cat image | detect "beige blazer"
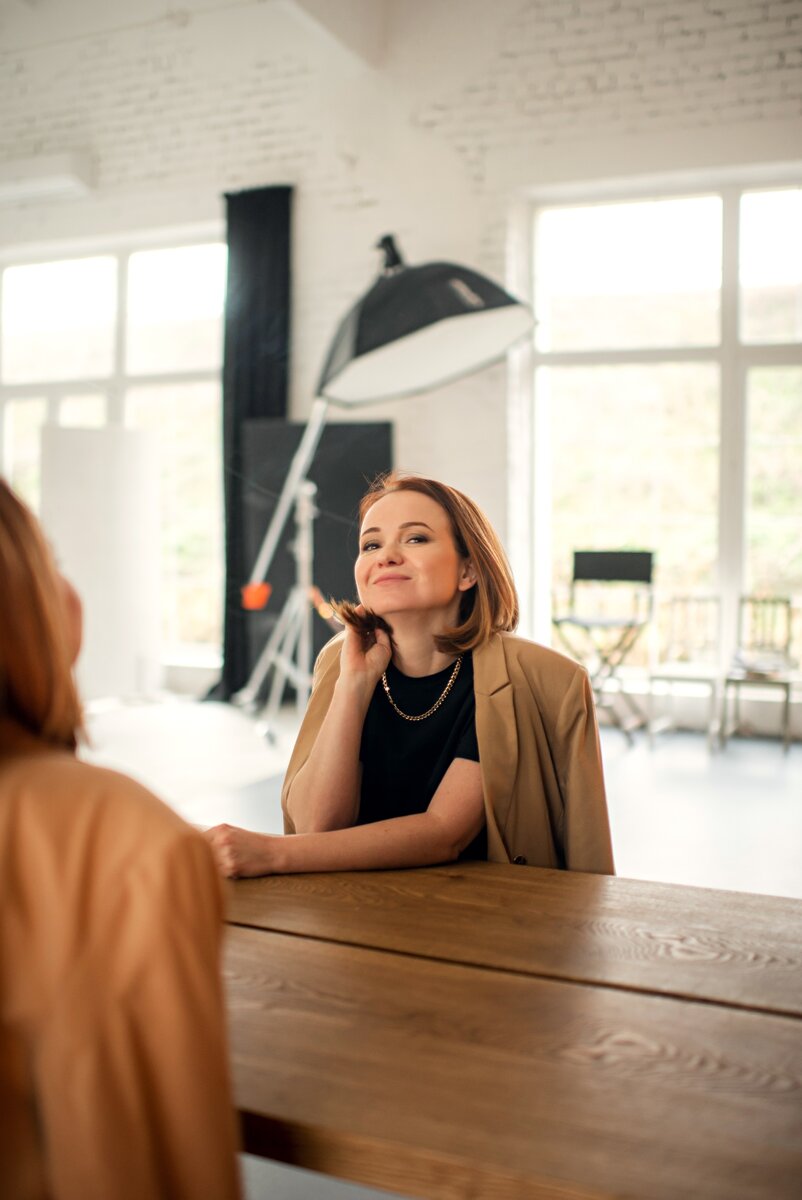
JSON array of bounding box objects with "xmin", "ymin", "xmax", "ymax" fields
[
  {"xmin": 0, "ymin": 721, "xmax": 241, "ymax": 1200},
  {"xmin": 281, "ymin": 632, "xmax": 615, "ymax": 875}
]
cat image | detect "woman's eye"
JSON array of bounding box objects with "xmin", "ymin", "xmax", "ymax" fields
[
  {"xmin": 361, "ymin": 541, "xmax": 379, "ymax": 553},
  {"xmin": 407, "ymin": 534, "xmax": 428, "ymax": 544}
]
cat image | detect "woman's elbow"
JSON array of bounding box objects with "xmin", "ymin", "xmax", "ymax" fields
[
  {"xmin": 291, "ymin": 814, "xmax": 355, "ymax": 835},
  {"xmin": 445, "ymin": 810, "xmax": 486, "ymax": 864},
  {"xmin": 435, "ymin": 822, "xmax": 470, "ymax": 865},
  {"xmin": 291, "ymin": 819, "xmax": 324, "ymax": 835}
]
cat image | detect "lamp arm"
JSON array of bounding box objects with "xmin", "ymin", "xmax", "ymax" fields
[{"xmin": 246, "ymin": 395, "xmax": 331, "ymax": 585}]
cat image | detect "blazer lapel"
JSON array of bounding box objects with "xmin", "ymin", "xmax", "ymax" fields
[{"xmin": 473, "ymin": 634, "xmax": 518, "ymax": 845}]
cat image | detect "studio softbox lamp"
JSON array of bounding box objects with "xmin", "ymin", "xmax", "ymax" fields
[
  {"xmin": 235, "ymin": 234, "xmax": 533, "ymax": 722},
  {"xmin": 318, "ymin": 234, "xmax": 534, "ymax": 403}
]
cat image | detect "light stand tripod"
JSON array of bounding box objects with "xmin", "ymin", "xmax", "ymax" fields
[
  {"xmin": 241, "ymin": 481, "xmax": 318, "ymax": 738},
  {"xmin": 232, "ymin": 397, "xmax": 330, "ymax": 733}
]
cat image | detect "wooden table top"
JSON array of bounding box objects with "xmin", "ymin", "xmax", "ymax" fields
[
  {"xmin": 226, "ymin": 923, "xmax": 802, "ymax": 1200},
  {"xmin": 225, "ymin": 862, "xmax": 802, "ymax": 1018}
]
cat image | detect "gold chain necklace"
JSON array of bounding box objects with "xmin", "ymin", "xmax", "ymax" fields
[{"xmin": 381, "ymin": 656, "xmax": 462, "ymax": 722}]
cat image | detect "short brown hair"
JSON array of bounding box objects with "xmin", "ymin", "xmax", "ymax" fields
[
  {"xmin": 334, "ymin": 472, "xmax": 519, "ymax": 655},
  {"xmin": 0, "ymin": 479, "xmax": 83, "ymax": 749}
]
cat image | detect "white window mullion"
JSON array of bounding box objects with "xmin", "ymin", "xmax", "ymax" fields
[
  {"xmin": 506, "ymin": 198, "xmax": 537, "ymax": 638},
  {"xmin": 740, "ymin": 342, "xmax": 802, "ymax": 367},
  {"xmin": 109, "ymin": 251, "xmax": 128, "ymax": 426},
  {"xmin": 531, "ymin": 361, "xmax": 552, "ymax": 643},
  {"xmin": 1, "ymin": 368, "xmax": 215, "ymax": 399},
  {"xmin": 717, "ymin": 187, "xmax": 746, "ymax": 669},
  {"xmin": 534, "ymin": 346, "xmax": 721, "ymax": 368}
]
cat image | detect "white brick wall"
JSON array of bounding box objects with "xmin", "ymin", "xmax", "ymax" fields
[
  {"xmin": 0, "ymin": 0, "xmax": 800, "ymax": 538},
  {"xmin": 408, "ymin": 0, "xmax": 802, "ymax": 187}
]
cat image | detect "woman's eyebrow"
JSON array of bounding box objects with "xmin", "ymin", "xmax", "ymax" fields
[{"xmin": 361, "ymin": 520, "xmax": 434, "ymax": 537}]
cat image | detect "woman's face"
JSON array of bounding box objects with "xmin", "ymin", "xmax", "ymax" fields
[
  {"xmin": 56, "ymin": 572, "xmax": 83, "ymax": 665},
  {"xmin": 355, "ymin": 490, "xmax": 476, "ymax": 622}
]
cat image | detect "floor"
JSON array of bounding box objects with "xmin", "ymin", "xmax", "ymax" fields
[{"xmin": 81, "ymin": 697, "xmax": 802, "ymax": 1200}]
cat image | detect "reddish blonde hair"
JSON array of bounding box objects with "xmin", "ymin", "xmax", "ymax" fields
[
  {"xmin": 0, "ymin": 479, "xmax": 83, "ymax": 749},
  {"xmin": 334, "ymin": 472, "xmax": 519, "ymax": 655}
]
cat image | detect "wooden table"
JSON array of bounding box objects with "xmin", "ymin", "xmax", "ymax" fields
[{"xmin": 224, "ymin": 863, "xmax": 802, "ymax": 1199}]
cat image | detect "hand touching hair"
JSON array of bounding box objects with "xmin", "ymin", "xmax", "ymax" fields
[{"xmin": 330, "ymin": 600, "xmax": 394, "ymax": 646}]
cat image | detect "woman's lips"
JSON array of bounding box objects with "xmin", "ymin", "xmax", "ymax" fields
[{"xmin": 373, "ymin": 575, "xmax": 410, "ymax": 585}]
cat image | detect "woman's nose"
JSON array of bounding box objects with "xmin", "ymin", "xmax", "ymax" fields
[{"xmin": 377, "ymin": 541, "xmax": 402, "ymax": 566}]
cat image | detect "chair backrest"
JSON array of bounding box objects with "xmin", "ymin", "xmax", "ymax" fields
[
  {"xmin": 659, "ymin": 594, "xmax": 720, "ymax": 664},
  {"xmin": 738, "ymin": 595, "xmax": 792, "ymax": 658},
  {"xmin": 569, "ymin": 550, "xmax": 654, "ymax": 623},
  {"xmin": 572, "ymin": 550, "xmax": 654, "ymax": 585}
]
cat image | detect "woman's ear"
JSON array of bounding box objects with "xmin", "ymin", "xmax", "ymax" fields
[{"xmin": 458, "ymin": 559, "xmax": 478, "ymax": 592}]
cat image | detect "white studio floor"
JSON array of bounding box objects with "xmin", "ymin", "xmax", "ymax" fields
[{"xmin": 81, "ymin": 695, "xmax": 802, "ymax": 1200}]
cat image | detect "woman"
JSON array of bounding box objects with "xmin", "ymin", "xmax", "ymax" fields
[
  {"xmin": 207, "ymin": 473, "xmax": 614, "ymax": 879},
  {"xmin": 0, "ymin": 480, "xmax": 241, "ymax": 1200}
]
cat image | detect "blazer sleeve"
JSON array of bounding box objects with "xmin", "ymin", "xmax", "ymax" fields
[
  {"xmin": 554, "ymin": 667, "xmax": 615, "ymax": 875},
  {"xmin": 36, "ymin": 832, "xmax": 242, "ymax": 1200}
]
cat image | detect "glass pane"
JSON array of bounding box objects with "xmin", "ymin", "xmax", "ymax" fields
[
  {"xmin": 535, "ymin": 196, "xmax": 721, "ymax": 351},
  {"xmin": 126, "ymin": 244, "xmax": 227, "ymax": 374},
  {"xmin": 546, "ymin": 363, "xmax": 719, "ymax": 664},
  {"xmin": 2, "ymin": 398, "xmax": 48, "ymax": 511},
  {"xmin": 746, "ymin": 368, "xmax": 802, "ymax": 602},
  {"xmin": 126, "ymin": 381, "xmax": 223, "ymax": 650},
  {"xmin": 60, "ymin": 393, "xmax": 107, "ymax": 428},
  {"xmin": 740, "ymin": 189, "xmax": 802, "ymax": 344},
  {"xmin": 1, "ymin": 257, "xmax": 116, "ymax": 383}
]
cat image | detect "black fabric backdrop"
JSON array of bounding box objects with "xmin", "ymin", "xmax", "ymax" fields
[{"xmin": 214, "ymin": 185, "xmax": 292, "ymax": 699}]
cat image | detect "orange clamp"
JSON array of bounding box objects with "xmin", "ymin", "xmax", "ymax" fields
[{"xmin": 241, "ymin": 582, "xmax": 272, "ymax": 611}]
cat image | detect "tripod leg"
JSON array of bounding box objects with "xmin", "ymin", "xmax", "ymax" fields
[
  {"xmin": 264, "ymin": 592, "xmax": 306, "ymax": 720},
  {"xmin": 254, "ymin": 592, "xmax": 306, "ymax": 744},
  {"xmin": 233, "ymin": 592, "xmax": 301, "ymax": 709}
]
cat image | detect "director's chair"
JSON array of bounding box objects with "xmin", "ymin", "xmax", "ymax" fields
[{"xmin": 553, "ymin": 550, "xmax": 654, "ymax": 743}]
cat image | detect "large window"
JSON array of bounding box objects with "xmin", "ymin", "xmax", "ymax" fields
[
  {"xmin": 530, "ymin": 182, "xmax": 802, "ymax": 664},
  {"xmin": 0, "ymin": 237, "xmax": 227, "ymax": 662}
]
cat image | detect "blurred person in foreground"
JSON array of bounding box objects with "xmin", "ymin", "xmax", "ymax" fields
[
  {"xmin": 207, "ymin": 472, "xmax": 613, "ymax": 879},
  {"xmin": 0, "ymin": 478, "xmax": 241, "ymax": 1200}
]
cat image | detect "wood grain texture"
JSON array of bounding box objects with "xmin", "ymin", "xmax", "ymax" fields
[
  {"xmin": 226, "ymin": 926, "xmax": 802, "ymax": 1200},
  {"xmin": 225, "ymin": 863, "xmax": 802, "ymax": 1017}
]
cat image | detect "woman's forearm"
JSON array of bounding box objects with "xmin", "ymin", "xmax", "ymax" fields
[
  {"xmin": 207, "ymin": 759, "xmax": 485, "ymax": 879},
  {"xmin": 284, "ymin": 675, "xmax": 373, "ymax": 833},
  {"xmin": 276, "ymin": 811, "xmax": 460, "ymax": 873}
]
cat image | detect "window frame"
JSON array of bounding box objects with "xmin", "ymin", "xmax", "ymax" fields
[{"xmin": 508, "ymin": 166, "xmax": 802, "ymax": 667}]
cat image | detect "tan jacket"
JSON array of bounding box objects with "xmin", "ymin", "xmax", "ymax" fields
[
  {"xmin": 282, "ymin": 632, "xmax": 614, "ymax": 875},
  {"xmin": 0, "ymin": 721, "xmax": 241, "ymax": 1200}
]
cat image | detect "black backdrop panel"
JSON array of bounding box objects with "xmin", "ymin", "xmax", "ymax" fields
[{"xmin": 241, "ymin": 419, "xmax": 393, "ymax": 694}]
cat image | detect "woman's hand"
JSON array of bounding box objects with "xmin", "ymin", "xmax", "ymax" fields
[
  {"xmin": 339, "ymin": 604, "xmax": 392, "ymax": 689},
  {"xmin": 204, "ymin": 824, "xmax": 280, "ymax": 878}
]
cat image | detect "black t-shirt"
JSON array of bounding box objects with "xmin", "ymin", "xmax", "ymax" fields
[{"xmin": 357, "ymin": 651, "xmax": 487, "ymax": 861}]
